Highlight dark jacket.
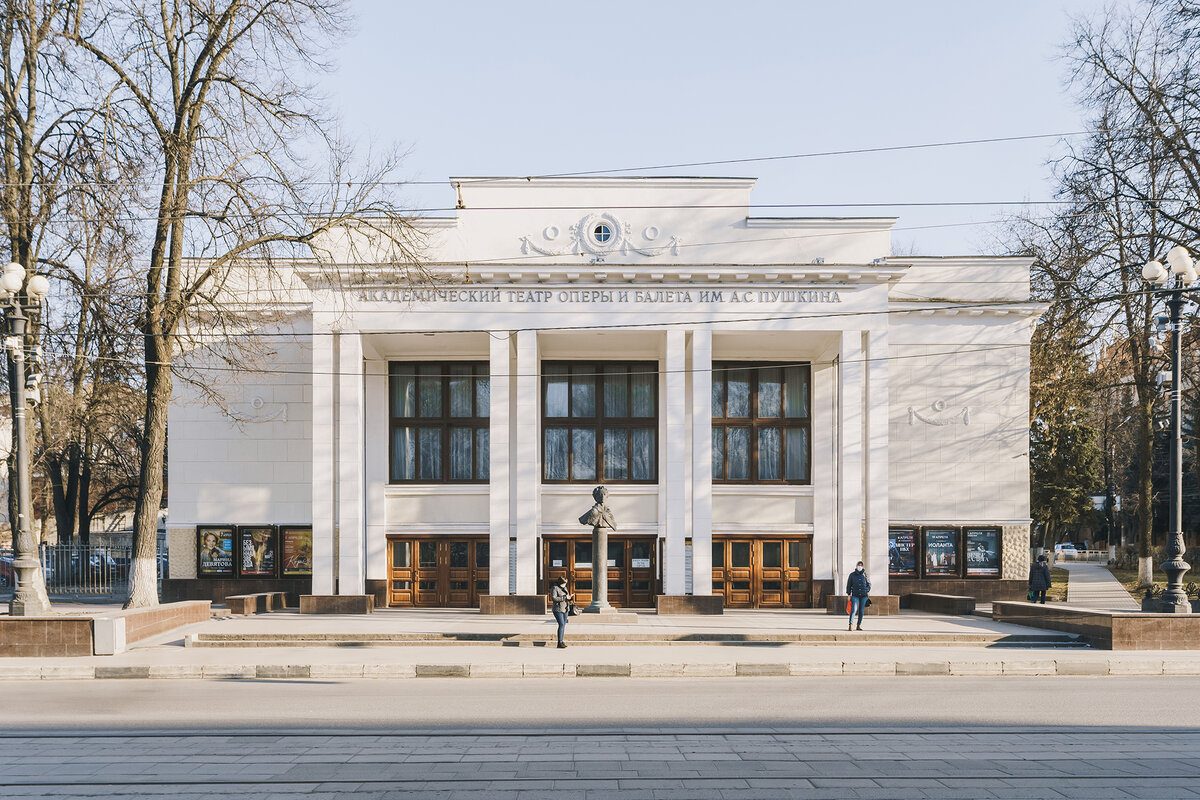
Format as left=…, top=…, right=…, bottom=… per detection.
left=550, top=584, right=570, bottom=614
left=1029, top=561, right=1052, bottom=592
left=846, top=570, right=871, bottom=598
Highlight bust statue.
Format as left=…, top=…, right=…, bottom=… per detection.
left=578, top=485, right=616, bottom=611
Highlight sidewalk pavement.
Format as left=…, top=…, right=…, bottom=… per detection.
left=1060, top=561, right=1141, bottom=611
left=1, top=606, right=1197, bottom=680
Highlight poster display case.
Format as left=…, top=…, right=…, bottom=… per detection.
left=887, top=528, right=918, bottom=577
left=923, top=528, right=960, bottom=577
left=965, top=527, right=1002, bottom=577
left=239, top=525, right=278, bottom=577
left=280, top=525, right=314, bottom=577
left=196, top=525, right=236, bottom=578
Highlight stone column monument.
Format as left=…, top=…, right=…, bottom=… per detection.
left=578, top=485, right=616, bottom=613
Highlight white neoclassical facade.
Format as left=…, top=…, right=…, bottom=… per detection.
left=164, top=177, right=1039, bottom=610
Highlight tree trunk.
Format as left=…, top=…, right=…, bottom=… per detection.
left=1135, top=400, right=1154, bottom=563
left=1138, top=557, right=1155, bottom=590
left=124, top=360, right=170, bottom=608
left=77, top=440, right=91, bottom=546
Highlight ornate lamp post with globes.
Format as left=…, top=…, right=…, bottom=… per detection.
left=3, top=261, right=52, bottom=616
left=1142, top=245, right=1196, bottom=614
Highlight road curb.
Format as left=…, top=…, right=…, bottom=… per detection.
left=0, top=659, right=1198, bottom=680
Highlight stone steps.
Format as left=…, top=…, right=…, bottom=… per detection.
left=186, top=631, right=1087, bottom=648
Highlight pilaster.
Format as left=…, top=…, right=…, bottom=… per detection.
left=311, top=319, right=335, bottom=595
left=337, top=330, right=365, bottom=594
left=837, top=330, right=865, bottom=593
left=514, top=330, right=539, bottom=594
left=664, top=329, right=687, bottom=594
left=864, top=328, right=889, bottom=596
left=490, top=333, right=513, bottom=593
left=689, top=329, right=713, bottom=595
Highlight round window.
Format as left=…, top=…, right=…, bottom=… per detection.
left=593, top=223, right=612, bottom=244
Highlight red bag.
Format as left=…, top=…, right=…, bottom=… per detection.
left=845, top=597, right=852, bottom=614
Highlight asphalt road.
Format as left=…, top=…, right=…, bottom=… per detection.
left=2, top=678, right=1198, bottom=799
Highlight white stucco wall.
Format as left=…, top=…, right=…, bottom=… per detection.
left=168, top=318, right=314, bottom=528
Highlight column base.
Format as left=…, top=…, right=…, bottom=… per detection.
left=576, top=607, right=639, bottom=624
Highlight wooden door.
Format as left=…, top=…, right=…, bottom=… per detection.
left=388, top=540, right=414, bottom=606
left=415, top=540, right=440, bottom=606
left=628, top=538, right=655, bottom=606
left=758, top=539, right=786, bottom=607
left=726, top=539, right=753, bottom=607
left=785, top=538, right=811, bottom=607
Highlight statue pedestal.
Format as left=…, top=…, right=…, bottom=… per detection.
left=576, top=608, right=639, bottom=624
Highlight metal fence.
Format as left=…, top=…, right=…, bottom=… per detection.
left=1053, top=549, right=1112, bottom=563
left=0, top=540, right=165, bottom=599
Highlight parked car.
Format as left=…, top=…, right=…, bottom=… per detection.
left=1054, top=543, right=1079, bottom=557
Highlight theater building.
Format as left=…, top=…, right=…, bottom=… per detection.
left=163, top=177, right=1040, bottom=610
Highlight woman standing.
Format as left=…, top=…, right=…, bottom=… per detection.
left=549, top=575, right=573, bottom=649
left=846, top=560, right=871, bottom=631
left=1029, top=554, right=1052, bottom=604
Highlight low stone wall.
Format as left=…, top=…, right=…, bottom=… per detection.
left=0, top=617, right=94, bottom=657
left=993, top=601, right=1200, bottom=650
left=225, top=593, right=287, bottom=615
left=655, top=595, right=724, bottom=615
left=907, top=593, right=976, bottom=615
left=891, top=579, right=1026, bottom=602
left=162, top=578, right=311, bottom=606
left=113, top=601, right=211, bottom=645
left=479, top=595, right=545, bottom=615
left=299, top=595, right=374, bottom=614
left=825, top=595, right=900, bottom=616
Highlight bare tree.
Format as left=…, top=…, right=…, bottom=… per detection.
left=66, top=0, right=425, bottom=607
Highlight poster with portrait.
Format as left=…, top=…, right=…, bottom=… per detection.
left=965, top=528, right=1001, bottom=576
left=196, top=525, right=235, bottom=577
left=239, top=526, right=277, bottom=577
left=888, top=528, right=918, bottom=577
left=923, top=528, right=959, bottom=576
left=280, top=526, right=313, bottom=577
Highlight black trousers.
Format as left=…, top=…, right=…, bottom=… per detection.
left=1031, top=589, right=1047, bottom=604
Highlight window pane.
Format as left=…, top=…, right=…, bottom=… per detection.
left=762, top=541, right=782, bottom=568
left=571, top=365, right=595, bottom=417
left=449, top=541, right=469, bottom=568
left=393, top=427, right=416, bottom=480
left=545, top=364, right=568, bottom=417
left=476, top=429, right=490, bottom=480
left=544, top=428, right=568, bottom=480
left=789, top=540, right=809, bottom=569
left=392, top=541, right=410, bottom=568
left=758, top=427, right=781, bottom=480
left=603, top=366, right=627, bottom=417
left=784, top=366, right=808, bottom=418
left=632, top=428, right=655, bottom=481
left=731, top=541, right=750, bottom=567
left=391, top=371, right=416, bottom=417
left=631, top=368, right=655, bottom=417
left=572, top=428, right=596, bottom=480
left=712, top=375, right=725, bottom=418
left=476, top=375, right=490, bottom=418
left=418, top=364, right=441, bottom=417
left=418, top=427, right=441, bottom=479
left=419, top=541, right=437, bottom=568
left=476, top=542, right=489, bottom=569
left=727, top=368, right=750, bottom=417
left=711, top=542, right=724, bottom=568
left=759, top=368, right=782, bottom=418
left=574, top=541, right=592, bottom=567
left=549, top=541, right=567, bottom=566
left=604, top=429, right=628, bottom=480
left=608, top=542, right=624, bottom=567
left=786, top=427, right=809, bottom=481
left=727, top=427, right=750, bottom=480
left=449, top=364, right=473, bottom=417
left=712, top=428, right=724, bottom=480
left=449, top=427, right=473, bottom=480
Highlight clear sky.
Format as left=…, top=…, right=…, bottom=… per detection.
left=321, top=0, right=1106, bottom=256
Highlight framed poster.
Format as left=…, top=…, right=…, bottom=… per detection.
left=923, top=527, right=960, bottom=577
left=965, top=527, right=1001, bottom=577
left=280, top=525, right=313, bottom=577
left=196, top=525, right=235, bottom=578
left=239, top=526, right=277, bottom=578
left=888, top=528, right=918, bottom=577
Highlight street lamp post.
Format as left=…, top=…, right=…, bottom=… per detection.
left=4, top=261, right=51, bottom=616
left=1142, top=245, right=1196, bottom=614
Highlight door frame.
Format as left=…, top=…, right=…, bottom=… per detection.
left=385, top=535, right=491, bottom=608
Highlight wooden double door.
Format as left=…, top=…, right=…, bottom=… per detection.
left=543, top=536, right=658, bottom=608
left=387, top=536, right=490, bottom=607
left=712, top=536, right=812, bottom=608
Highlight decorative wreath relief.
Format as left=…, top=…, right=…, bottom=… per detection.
left=520, top=212, right=681, bottom=258
left=907, top=399, right=970, bottom=426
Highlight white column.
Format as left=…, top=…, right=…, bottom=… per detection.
left=864, top=329, right=890, bottom=596
left=513, top=330, right=539, bottom=595
left=337, top=331, right=365, bottom=595
left=364, top=356, right=389, bottom=583
left=837, top=330, right=865, bottom=595
left=310, top=319, right=335, bottom=595
left=812, top=352, right=837, bottom=586
left=664, top=329, right=687, bottom=594
left=689, top=329, right=713, bottom=595
left=489, top=333, right=513, bottom=594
